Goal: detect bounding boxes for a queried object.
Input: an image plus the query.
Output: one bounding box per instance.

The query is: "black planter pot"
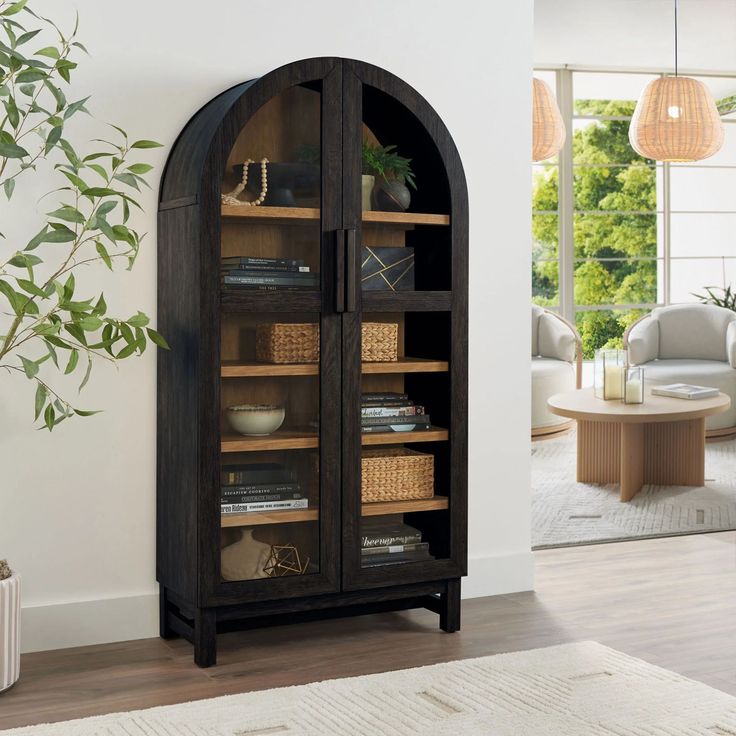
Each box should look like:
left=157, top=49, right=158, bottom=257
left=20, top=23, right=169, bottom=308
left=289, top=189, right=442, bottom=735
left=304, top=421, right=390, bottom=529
left=372, top=179, right=411, bottom=212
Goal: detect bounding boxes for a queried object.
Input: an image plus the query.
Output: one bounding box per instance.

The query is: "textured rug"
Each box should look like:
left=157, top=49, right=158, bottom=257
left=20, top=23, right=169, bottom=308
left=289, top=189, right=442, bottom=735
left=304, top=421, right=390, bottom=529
left=4, top=642, right=736, bottom=735
left=533, top=430, right=736, bottom=548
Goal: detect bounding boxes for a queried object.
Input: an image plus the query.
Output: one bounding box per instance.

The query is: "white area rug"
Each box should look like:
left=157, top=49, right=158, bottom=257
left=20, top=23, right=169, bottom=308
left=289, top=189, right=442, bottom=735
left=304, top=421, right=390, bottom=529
left=4, top=642, right=736, bottom=735
left=533, top=430, right=736, bottom=548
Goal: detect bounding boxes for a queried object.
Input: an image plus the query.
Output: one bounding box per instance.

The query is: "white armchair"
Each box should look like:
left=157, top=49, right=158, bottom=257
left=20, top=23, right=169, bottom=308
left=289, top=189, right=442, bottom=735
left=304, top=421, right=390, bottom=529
left=531, top=305, right=582, bottom=438
left=625, top=303, right=736, bottom=438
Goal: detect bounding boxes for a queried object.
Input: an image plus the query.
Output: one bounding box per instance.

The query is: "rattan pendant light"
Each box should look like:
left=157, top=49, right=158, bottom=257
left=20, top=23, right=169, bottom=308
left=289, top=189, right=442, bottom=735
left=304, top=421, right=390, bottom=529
left=532, top=78, right=566, bottom=161
left=629, top=0, right=724, bottom=162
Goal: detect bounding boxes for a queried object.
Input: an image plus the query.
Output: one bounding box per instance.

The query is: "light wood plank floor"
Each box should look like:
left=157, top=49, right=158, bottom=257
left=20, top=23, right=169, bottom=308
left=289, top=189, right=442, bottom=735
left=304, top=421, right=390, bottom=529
left=1, top=531, right=734, bottom=730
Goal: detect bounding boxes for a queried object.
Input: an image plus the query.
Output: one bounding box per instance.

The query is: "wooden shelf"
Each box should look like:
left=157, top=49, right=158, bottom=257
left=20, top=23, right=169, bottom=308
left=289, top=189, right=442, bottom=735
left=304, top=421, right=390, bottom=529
left=221, top=425, right=448, bottom=452
left=221, top=429, right=318, bottom=453
left=361, top=427, right=449, bottom=445
left=220, top=496, right=448, bottom=527
left=220, top=205, right=449, bottom=227
left=362, top=495, right=449, bottom=516
left=221, top=356, right=448, bottom=378
left=221, top=508, right=319, bottom=527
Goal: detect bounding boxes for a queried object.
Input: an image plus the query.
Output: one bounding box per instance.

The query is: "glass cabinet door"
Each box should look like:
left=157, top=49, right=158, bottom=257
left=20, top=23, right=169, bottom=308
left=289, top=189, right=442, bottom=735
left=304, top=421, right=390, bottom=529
left=212, top=69, right=342, bottom=601
left=341, top=69, right=465, bottom=590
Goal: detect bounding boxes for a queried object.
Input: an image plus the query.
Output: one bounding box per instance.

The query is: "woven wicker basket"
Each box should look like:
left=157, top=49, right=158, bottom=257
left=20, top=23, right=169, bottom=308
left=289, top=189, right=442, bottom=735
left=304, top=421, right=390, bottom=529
left=361, top=448, right=434, bottom=503
left=256, top=322, right=398, bottom=364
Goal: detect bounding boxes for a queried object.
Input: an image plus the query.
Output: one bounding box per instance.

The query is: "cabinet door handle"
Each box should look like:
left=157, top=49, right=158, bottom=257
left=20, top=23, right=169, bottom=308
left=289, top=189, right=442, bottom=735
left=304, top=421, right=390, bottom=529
left=345, top=228, right=358, bottom=313
left=335, top=229, right=345, bottom=313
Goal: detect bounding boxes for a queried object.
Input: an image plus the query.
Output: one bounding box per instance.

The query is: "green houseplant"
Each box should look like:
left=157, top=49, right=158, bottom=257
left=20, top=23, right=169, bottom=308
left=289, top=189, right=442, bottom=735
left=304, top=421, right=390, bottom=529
left=693, top=285, right=736, bottom=312
left=0, top=0, right=165, bottom=691
left=361, top=141, right=416, bottom=212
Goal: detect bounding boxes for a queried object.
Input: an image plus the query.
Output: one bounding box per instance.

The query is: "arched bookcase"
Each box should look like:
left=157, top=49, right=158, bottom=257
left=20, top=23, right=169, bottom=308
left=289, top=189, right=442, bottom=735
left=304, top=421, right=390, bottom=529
left=157, top=57, right=468, bottom=666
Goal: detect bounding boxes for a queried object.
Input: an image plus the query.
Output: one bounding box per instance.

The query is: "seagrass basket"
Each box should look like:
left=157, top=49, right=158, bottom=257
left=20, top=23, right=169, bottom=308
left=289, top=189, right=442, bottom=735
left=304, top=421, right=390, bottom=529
left=361, top=448, right=434, bottom=503
left=256, top=322, right=398, bottom=363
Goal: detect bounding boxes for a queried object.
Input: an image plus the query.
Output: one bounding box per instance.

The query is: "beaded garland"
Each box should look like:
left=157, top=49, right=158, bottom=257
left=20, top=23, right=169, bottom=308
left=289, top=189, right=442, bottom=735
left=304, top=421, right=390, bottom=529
left=221, top=158, right=269, bottom=206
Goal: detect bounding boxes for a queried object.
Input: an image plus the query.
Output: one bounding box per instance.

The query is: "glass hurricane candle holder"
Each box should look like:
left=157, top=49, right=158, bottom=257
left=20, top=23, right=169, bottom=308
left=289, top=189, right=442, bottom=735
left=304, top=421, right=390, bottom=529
left=594, top=348, right=627, bottom=401
left=624, top=365, right=644, bottom=404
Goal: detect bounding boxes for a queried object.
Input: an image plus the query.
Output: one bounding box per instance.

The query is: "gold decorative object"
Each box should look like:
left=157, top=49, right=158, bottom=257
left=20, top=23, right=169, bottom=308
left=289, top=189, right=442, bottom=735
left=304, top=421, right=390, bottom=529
left=264, top=544, right=310, bottom=577
left=629, top=1, right=724, bottom=162
left=532, top=78, right=566, bottom=162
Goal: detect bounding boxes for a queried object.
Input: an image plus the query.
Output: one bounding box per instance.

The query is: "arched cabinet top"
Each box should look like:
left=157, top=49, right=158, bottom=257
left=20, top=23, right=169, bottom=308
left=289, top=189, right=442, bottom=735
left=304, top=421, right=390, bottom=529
left=158, top=57, right=467, bottom=214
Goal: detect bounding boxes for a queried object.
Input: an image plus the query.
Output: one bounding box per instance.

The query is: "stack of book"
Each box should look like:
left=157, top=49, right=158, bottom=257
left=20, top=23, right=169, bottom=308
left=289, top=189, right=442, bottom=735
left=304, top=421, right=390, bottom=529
left=361, top=392, right=431, bottom=433
left=222, top=256, right=319, bottom=291
left=221, top=462, right=308, bottom=515
left=361, top=520, right=434, bottom=567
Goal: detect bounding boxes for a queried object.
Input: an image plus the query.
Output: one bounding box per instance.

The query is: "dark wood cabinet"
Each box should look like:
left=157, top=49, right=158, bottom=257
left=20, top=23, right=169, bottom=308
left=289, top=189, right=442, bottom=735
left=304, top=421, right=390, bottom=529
left=157, top=57, right=468, bottom=667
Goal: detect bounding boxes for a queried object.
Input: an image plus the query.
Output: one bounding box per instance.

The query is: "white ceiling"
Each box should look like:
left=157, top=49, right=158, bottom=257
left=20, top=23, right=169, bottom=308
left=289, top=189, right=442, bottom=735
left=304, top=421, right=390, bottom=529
left=534, top=0, right=736, bottom=74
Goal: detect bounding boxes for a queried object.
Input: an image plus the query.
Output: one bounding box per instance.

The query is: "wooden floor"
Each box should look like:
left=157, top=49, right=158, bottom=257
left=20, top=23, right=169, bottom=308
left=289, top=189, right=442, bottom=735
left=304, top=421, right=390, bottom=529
left=2, top=531, right=734, bottom=730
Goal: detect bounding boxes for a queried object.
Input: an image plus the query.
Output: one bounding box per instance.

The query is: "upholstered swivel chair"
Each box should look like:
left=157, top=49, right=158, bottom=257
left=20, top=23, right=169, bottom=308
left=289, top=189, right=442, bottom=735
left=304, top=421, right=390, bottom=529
left=531, top=305, right=583, bottom=438
left=624, top=303, right=736, bottom=439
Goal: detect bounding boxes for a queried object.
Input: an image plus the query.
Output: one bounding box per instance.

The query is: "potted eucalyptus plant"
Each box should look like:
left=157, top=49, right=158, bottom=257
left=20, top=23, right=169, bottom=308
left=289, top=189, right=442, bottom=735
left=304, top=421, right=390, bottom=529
left=362, top=141, right=417, bottom=212
left=0, top=0, right=165, bottom=692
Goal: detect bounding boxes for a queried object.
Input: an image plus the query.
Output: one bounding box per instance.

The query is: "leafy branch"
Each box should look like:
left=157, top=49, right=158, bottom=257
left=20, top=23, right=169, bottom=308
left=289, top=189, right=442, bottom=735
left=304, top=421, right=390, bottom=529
left=0, top=0, right=167, bottom=430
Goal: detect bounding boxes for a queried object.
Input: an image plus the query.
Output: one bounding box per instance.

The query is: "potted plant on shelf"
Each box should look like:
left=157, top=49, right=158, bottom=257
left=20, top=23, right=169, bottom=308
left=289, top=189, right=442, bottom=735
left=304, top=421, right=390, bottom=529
left=0, top=0, right=166, bottom=692
left=362, top=142, right=417, bottom=212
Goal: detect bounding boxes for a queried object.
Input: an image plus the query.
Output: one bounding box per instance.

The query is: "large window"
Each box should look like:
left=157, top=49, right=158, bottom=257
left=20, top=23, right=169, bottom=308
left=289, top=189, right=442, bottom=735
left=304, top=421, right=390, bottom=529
left=533, top=69, right=736, bottom=357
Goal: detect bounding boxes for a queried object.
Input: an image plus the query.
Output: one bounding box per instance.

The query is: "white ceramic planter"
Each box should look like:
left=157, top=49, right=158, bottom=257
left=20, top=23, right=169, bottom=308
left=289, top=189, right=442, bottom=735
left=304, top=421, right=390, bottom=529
left=0, top=573, right=20, bottom=693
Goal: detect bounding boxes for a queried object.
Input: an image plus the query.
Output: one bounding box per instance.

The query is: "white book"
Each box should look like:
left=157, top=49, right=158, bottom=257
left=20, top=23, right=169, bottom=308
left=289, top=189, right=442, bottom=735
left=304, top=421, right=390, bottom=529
left=221, top=499, right=309, bottom=514
left=651, top=383, right=720, bottom=400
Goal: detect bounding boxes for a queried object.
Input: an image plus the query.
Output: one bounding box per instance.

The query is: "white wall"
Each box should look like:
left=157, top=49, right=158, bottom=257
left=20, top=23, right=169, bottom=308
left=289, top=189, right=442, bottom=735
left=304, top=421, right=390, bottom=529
left=0, top=0, right=533, bottom=653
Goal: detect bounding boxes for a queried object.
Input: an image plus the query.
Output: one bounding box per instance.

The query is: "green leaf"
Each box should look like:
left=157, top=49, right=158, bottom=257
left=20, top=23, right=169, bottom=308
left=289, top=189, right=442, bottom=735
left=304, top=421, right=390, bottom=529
left=8, top=252, right=41, bottom=268
left=15, top=69, right=46, bottom=83
left=43, top=403, right=55, bottom=431
left=24, top=225, right=48, bottom=251
left=34, top=382, right=46, bottom=420
left=130, top=139, right=162, bottom=149
left=92, top=293, right=106, bottom=316
left=97, top=200, right=117, bottom=216
left=19, top=354, right=39, bottom=379
left=73, top=408, right=100, bottom=417
left=35, top=45, right=60, bottom=59
left=146, top=327, right=169, bottom=349
left=95, top=240, right=112, bottom=270
left=16, top=278, right=45, bottom=297
left=63, top=96, right=89, bottom=120
left=44, top=124, right=62, bottom=154
left=2, top=1, right=29, bottom=16
left=0, top=279, right=22, bottom=314
left=127, top=311, right=150, bottom=328
left=81, top=186, right=117, bottom=197
left=0, top=141, right=29, bottom=158
left=43, top=227, right=76, bottom=243
left=47, top=205, right=84, bottom=224
left=4, top=177, right=15, bottom=199
left=79, top=356, right=92, bottom=391
left=44, top=79, right=65, bottom=110
left=78, top=316, right=103, bottom=331
left=64, top=348, right=79, bottom=375
left=16, top=29, right=40, bottom=46
left=116, top=341, right=138, bottom=359
left=126, top=163, right=153, bottom=175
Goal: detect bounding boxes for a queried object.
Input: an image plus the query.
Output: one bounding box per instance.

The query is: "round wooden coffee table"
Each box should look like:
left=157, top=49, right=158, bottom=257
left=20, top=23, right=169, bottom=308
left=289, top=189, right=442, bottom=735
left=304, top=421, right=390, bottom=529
left=547, top=388, right=731, bottom=502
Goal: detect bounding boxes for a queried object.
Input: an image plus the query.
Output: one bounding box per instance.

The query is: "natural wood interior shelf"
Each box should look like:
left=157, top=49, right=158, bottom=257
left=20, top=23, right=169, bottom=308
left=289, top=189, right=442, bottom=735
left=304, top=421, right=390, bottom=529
left=221, top=205, right=449, bottom=226
left=220, top=496, right=448, bottom=527
left=221, top=357, right=448, bottom=378
left=221, top=426, right=449, bottom=452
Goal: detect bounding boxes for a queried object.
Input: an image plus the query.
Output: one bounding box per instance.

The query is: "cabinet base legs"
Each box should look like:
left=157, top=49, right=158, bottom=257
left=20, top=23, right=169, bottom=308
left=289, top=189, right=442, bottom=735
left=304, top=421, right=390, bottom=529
left=439, top=578, right=461, bottom=633
left=194, top=608, right=217, bottom=668
left=158, top=584, right=177, bottom=640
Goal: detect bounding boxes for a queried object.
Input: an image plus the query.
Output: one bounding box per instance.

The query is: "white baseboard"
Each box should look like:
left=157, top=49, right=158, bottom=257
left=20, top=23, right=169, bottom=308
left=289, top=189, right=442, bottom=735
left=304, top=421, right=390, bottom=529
left=462, top=551, right=535, bottom=599
left=20, top=553, right=534, bottom=653
left=21, top=593, right=159, bottom=654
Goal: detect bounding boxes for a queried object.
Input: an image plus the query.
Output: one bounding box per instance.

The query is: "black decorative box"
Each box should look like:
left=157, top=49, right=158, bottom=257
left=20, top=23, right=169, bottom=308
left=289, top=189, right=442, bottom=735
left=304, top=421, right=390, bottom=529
left=361, top=246, right=415, bottom=291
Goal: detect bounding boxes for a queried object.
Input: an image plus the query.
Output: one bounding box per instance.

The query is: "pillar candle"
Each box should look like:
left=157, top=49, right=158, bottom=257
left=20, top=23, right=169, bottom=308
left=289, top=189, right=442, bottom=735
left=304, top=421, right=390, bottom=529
left=625, top=378, right=643, bottom=404
left=604, top=364, right=624, bottom=400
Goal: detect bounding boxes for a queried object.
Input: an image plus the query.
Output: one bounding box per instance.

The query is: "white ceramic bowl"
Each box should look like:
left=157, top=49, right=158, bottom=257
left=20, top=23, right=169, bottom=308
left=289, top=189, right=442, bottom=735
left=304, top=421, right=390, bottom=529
left=227, top=404, right=285, bottom=436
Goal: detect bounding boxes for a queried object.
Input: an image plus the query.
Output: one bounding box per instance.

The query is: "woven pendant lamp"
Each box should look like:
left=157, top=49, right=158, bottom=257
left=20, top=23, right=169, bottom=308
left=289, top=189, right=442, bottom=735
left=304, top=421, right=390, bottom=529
left=532, top=78, right=566, bottom=161
left=629, top=1, right=724, bottom=162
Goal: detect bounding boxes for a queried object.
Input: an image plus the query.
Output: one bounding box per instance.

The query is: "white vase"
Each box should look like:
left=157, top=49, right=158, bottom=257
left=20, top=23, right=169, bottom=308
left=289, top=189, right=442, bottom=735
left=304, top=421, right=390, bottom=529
left=0, top=573, right=20, bottom=693
left=361, top=174, right=375, bottom=211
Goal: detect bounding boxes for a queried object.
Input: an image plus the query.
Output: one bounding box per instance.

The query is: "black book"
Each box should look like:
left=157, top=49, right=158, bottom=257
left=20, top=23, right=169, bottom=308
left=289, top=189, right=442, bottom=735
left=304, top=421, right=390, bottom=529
left=361, top=392, right=408, bottom=402
left=361, top=422, right=432, bottom=434
left=361, top=550, right=434, bottom=567
left=361, top=414, right=431, bottom=427
left=361, top=523, right=422, bottom=548
left=223, top=274, right=319, bottom=287
left=361, top=542, right=429, bottom=556
left=221, top=482, right=302, bottom=497
left=220, top=492, right=305, bottom=504
left=221, top=463, right=294, bottom=486
left=221, top=264, right=311, bottom=273
left=221, top=256, right=305, bottom=267
left=223, top=283, right=316, bottom=291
